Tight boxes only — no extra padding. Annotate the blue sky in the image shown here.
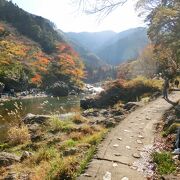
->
[12,0,145,32]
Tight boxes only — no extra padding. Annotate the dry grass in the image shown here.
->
[3,113,109,180]
[69,132,83,141]
[80,125,95,135]
[31,147,59,164]
[7,125,31,145]
[82,129,108,145]
[72,113,86,124]
[47,156,78,180]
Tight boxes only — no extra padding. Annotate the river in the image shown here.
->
[0,96,81,142]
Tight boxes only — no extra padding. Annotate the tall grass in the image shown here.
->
[7,125,31,145]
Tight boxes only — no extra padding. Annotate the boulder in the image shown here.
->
[164,115,176,129]
[0,152,20,167]
[110,109,124,116]
[96,118,116,128]
[63,148,78,156]
[46,81,69,97]
[4,172,17,180]
[80,98,97,109]
[151,91,161,100]
[20,151,33,161]
[113,115,125,122]
[124,102,142,111]
[23,113,50,124]
[175,105,180,118]
[0,82,5,95]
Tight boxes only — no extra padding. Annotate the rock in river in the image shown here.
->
[46,81,69,97]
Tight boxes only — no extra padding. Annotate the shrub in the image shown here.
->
[152,152,176,175]
[95,76,162,107]
[72,113,86,124]
[48,116,75,132]
[164,123,180,135]
[7,125,30,145]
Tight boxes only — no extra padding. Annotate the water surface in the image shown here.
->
[0,96,81,142]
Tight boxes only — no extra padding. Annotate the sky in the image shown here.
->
[12,0,145,33]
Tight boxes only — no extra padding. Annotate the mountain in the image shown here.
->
[58,30,107,69]
[0,0,84,91]
[96,27,149,65]
[67,31,116,52]
[66,27,149,65]
[60,30,117,83]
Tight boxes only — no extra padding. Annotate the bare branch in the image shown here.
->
[72,0,128,19]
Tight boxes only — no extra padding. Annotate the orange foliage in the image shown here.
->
[55,43,85,81]
[38,57,50,65]
[31,74,42,85]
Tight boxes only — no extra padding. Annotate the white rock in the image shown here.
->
[137,140,143,144]
[113,163,118,167]
[126,146,131,150]
[113,144,119,147]
[145,116,151,120]
[138,135,144,139]
[121,177,129,180]
[103,171,111,180]
[83,173,92,177]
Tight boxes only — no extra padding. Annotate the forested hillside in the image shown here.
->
[0,0,84,93]
[61,30,117,83]
[0,0,63,53]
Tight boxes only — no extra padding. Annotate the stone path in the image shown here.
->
[78,92,180,180]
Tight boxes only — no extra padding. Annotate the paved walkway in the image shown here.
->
[78,92,180,180]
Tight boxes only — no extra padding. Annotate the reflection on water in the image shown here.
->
[0,96,81,142]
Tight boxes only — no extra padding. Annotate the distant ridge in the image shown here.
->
[66,27,149,65]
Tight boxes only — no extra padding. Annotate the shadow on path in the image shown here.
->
[164,97,178,106]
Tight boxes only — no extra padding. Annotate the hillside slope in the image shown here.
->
[67,31,116,52]
[97,27,149,65]
[0,0,84,92]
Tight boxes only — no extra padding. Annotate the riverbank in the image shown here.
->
[0,105,131,179]
[0,77,167,179]
[0,93,47,103]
